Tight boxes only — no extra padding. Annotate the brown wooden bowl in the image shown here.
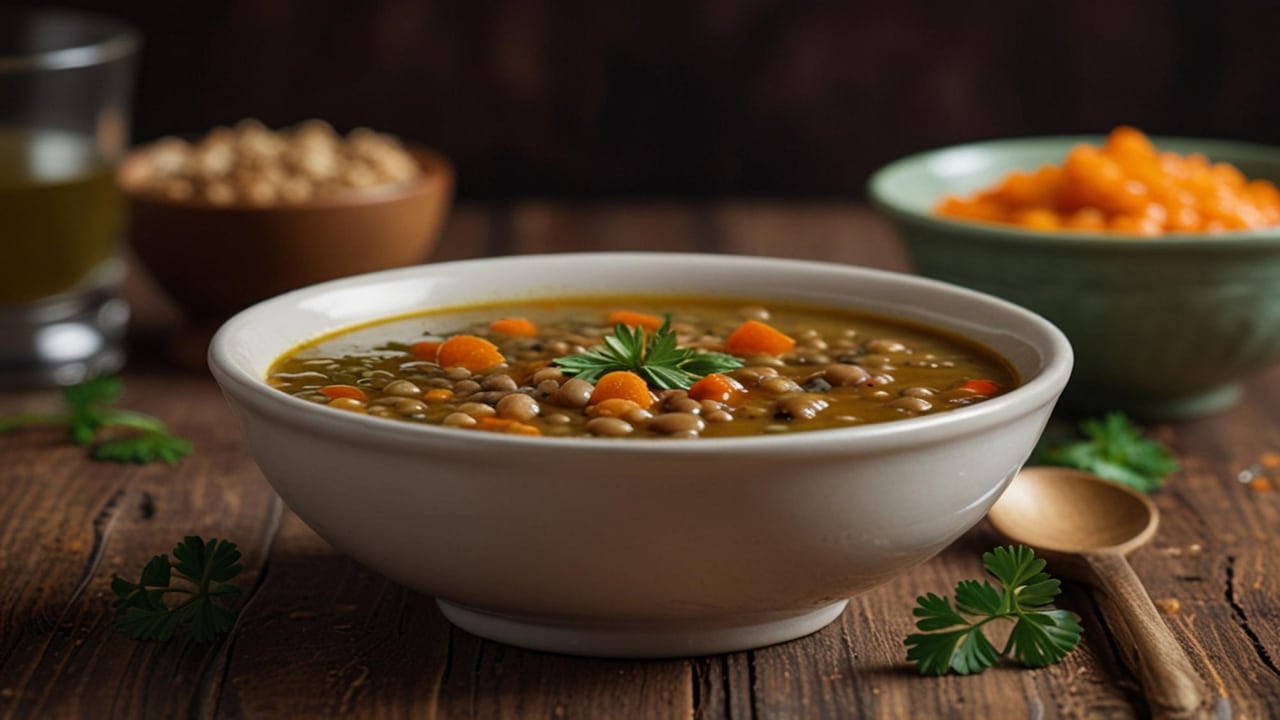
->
[121,144,454,324]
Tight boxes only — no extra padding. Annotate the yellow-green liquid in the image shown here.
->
[0,127,121,304]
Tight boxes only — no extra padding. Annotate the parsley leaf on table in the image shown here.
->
[1033,412,1178,493]
[0,376,192,465]
[553,318,743,389]
[905,545,1082,675]
[110,536,243,643]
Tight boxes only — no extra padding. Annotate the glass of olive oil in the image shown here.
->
[0,10,138,386]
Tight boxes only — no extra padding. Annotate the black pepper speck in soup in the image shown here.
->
[267,297,1019,439]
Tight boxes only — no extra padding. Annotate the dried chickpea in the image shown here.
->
[127,118,421,206]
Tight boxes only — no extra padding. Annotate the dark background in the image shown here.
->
[15,0,1280,198]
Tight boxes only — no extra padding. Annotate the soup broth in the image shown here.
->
[268,297,1019,439]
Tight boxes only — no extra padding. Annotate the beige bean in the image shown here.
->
[442,412,477,427]
[777,394,829,420]
[327,397,366,413]
[760,377,802,394]
[393,398,428,415]
[649,412,705,434]
[667,397,702,414]
[457,402,496,418]
[621,407,654,424]
[550,378,593,408]
[824,363,870,387]
[532,366,565,383]
[586,417,634,437]
[888,397,933,413]
[866,338,908,354]
[483,374,518,391]
[496,393,540,422]
[383,379,422,397]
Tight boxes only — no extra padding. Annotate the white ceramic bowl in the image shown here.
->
[209,252,1073,658]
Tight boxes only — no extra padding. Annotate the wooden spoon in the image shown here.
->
[987,466,1212,720]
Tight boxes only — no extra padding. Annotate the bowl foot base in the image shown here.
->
[436,599,849,658]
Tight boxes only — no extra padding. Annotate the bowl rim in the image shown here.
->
[118,142,454,212]
[867,133,1280,249]
[208,252,1073,457]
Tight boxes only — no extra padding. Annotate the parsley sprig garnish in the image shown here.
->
[111,536,243,643]
[905,545,1082,675]
[1033,412,1178,494]
[553,318,743,390]
[0,376,192,464]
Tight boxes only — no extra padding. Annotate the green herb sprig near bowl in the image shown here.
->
[111,536,242,643]
[553,318,743,390]
[0,376,192,464]
[1033,412,1178,494]
[905,545,1082,675]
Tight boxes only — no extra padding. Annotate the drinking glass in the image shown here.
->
[0,9,138,386]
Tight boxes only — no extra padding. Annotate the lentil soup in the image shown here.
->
[267,297,1019,439]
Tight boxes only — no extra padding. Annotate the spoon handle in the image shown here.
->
[1080,551,1210,719]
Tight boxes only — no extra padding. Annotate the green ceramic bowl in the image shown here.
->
[869,135,1280,418]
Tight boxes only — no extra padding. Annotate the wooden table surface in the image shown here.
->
[2,202,1278,719]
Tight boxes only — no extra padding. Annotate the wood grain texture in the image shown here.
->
[1,203,1279,719]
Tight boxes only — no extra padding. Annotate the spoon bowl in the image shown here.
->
[989,466,1211,719]
[988,466,1158,556]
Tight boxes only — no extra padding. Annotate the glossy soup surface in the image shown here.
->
[268,297,1019,439]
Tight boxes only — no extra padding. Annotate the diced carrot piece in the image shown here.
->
[606,310,664,331]
[489,317,538,336]
[319,384,367,401]
[436,335,505,372]
[472,417,542,436]
[724,320,796,356]
[588,370,654,409]
[960,379,1002,396]
[688,373,746,404]
[424,388,455,403]
[409,341,442,361]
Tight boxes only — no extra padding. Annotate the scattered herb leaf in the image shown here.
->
[110,536,242,643]
[1033,412,1178,493]
[0,376,192,464]
[553,318,743,390]
[905,545,1082,675]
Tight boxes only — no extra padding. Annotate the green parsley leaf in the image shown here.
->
[111,536,243,643]
[1033,412,1178,493]
[905,545,1082,675]
[93,432,194,464]
[553,318,743,390]
[0,376,192,465]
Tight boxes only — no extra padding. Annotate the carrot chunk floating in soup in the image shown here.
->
[319,384,367,401]
[606,310,664,331]
[409,341,441,361]
[960,379,1002,396]
[724,320,796,356]
[489,317,538,336]
[436,335,505,372]
[267,297,1019,439]
[589,371,654,409]
[688,373,745,404]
